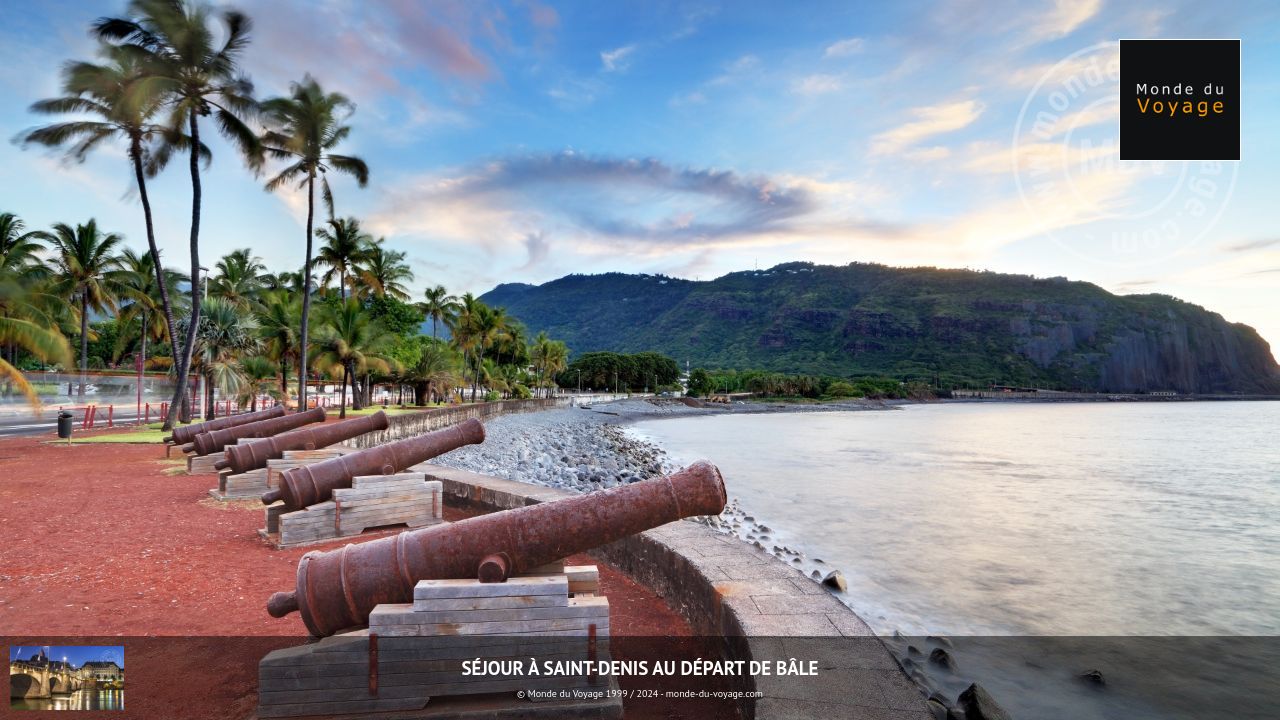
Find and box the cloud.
[1031,0,1103,41]
[791,74,842,96]
[824,37,864,58]
[600,45,636,72]
[870,99,985,155]
[1221,238,1280,253]
[519,231,551,270]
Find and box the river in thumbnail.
[630,402,1280,718]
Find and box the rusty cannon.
[184,406,327,456]
[261,418,486,510]
[214,410,391,473]
[164,405,286,445]
[267,460,726,636]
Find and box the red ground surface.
[1,427,729,719]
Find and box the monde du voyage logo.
[1120,39,1240,160]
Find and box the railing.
[347,397,572,449]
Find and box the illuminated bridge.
[9,658,94,700]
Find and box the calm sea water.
[631,402,1280,718]
[632,402,1280,637]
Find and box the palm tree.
[95,0,261,429]
[113,248,184,373]
[46,220,127,398]
[21,43,205,399]
[448,293,484,401]
[313,217,371,301]
[311,298,389,419]
[409,339,461,406]
[182,296,260,419]
[0,276,72,411]
[256,290,299,400]
[259,76,369,412]
[210,248,265,308]
[0,213,52,370]
[530,332,569,398]
[237,354,281,411]
[419,285,457,341]
[355,238,413,300]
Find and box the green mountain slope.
[481,262,1280,394]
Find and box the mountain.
[480,262,1280,394]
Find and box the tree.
[419,285,457,341]
[46,220,127,398]
[256,290,299,400]
[311,298,390,419]
[113,248,184,372]
[407,338,461,406]
[0,213,54,371]
[182,296,260,419]
[210,248,265,308]
[687,368,713,397]
[313,217,370,301]
[20,43,198,406]
[96,0,262,428]
[237,355,282,411]
[356,238,413,301]
[0,271,72,410]
[259,75,369,412]
[530,332,568,397]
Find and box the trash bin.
[57,411,74,439]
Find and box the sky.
[1,0,1278,353]
[10,645,124,668]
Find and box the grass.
[343,405,440,416]
[50,427,169,444]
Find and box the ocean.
[629,402,1280,718]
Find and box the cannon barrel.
[184,406,327,456]
[261,418,486,509]
[267,460,726,636]
[214,411,391,473]
[164,405,285,444]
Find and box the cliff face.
[481,262,1280,394]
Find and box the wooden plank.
[410,593,568,612]
[370,617,609,637]
[371,596,607,625]
[413,576,568,600]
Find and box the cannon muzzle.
[217,411,390,474]
[261,418,485,509]
[164,405,286,444]
[186,406,326,456]
[268,460,726,636]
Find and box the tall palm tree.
[311,298,389,419]
[313,217,371,301]
[0,213,50,278]
[182,296,260,419]
[236,354,281,411]
[448,293,483,401]
[113,248,184,372]
[46,220,127,398]
[355,238,413,301]
[419,285,457,341]
[0,213,52,370]
[20,43,203,401]
[210,248,265,308]
[259,75,369,411]
[0,276,72,411]
[256,290,299,400]
[409,339,461,406]
[95,0,261,429]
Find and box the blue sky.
[10,645,124,668]
[2,0,1279,352]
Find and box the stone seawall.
[415,462,930,720]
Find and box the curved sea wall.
[415,462,928,719]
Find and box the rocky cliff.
[481,262,1280,394]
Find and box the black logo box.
[1120,39,1240,161]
